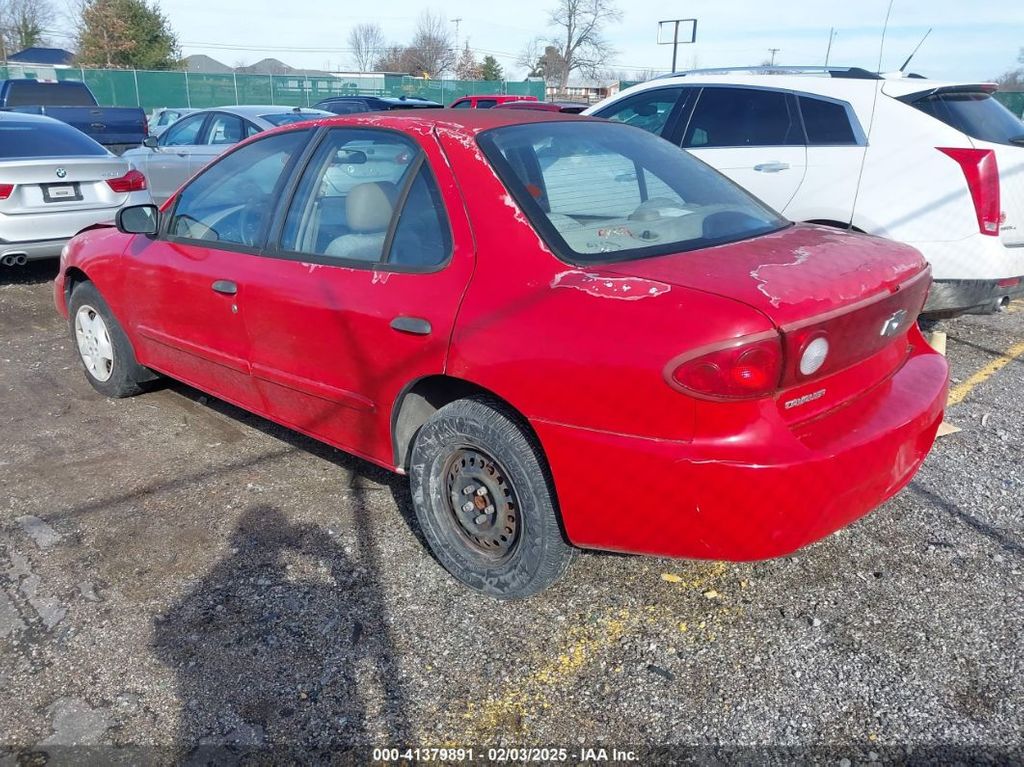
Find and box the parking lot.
[1,259,1022,757]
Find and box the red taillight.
[666,333,783,400]
[0,184,13,200]
[938,147,1000,236]
[106,169,147,193]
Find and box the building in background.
[6,48,76,68]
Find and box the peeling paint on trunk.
[551,270,671,300]
[750,247,812,308]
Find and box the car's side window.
[683,87,803,148]
[168,130,309,248]
[205,113,245,145]
[278,129,424,263]
[595,87,686,137]
[388,166,452,267]
[161,114,206,147]
[244,121,261,138]
[798,96,858,145]
[452,100,472,109]
[476,99,498,109]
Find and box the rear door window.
[278,129,426,263]
[683,87,803,148]
[909,91,1024,146]
[204,113,245,145]
[594,87,689,137]
[799,96,858,145]
[476,99,498,109]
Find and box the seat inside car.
[324,182,398,261]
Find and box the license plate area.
[42,183,82,203]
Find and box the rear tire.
[409,396,575,599]
[69,281,148,398]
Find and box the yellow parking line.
[452,563,735,741]
[947,339,1024,407]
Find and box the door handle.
[211,279,237,295]
[390,316,432,335]
[753,162,790,173]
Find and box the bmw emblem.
[55,168,67,179]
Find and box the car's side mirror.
[116,204,160,236]
[143,136,159,149]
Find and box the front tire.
[69,281,148,398]
[409,396,575,599]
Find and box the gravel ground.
[0,261,1022,761]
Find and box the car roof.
[298,108,599,133]
[192,105,333,120]
[620,70,988,101]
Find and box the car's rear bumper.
[922,277,1024,318]
[534,334,948,561]
[1,237,68,262]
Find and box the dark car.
[312,95,442,115]
[494,100,589,114]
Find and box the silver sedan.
[0,112,153,266]
[124,105,333,204]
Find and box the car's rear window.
[3,80,95,107]
[0,120,108,158]
[478,121,787,264]
[909,91,1024,146]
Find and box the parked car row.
[585,66,1024,318]
[54,108,949,598]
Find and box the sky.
[50,0,1024,82]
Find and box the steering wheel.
[237,204,264,247]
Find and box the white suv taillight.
[938,147,1001,236]
[0,184,13,200]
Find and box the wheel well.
[392,375,536,471]
[64,267,90,304]
[805,219,865,233]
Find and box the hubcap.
[444,447,520,560]
[74,305,115,382]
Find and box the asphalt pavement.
[1,260,1022,762]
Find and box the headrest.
[346,182,398,233]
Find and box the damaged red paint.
[551,269,671,300]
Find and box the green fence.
[0,64,544,109]
[995,91,1024,119]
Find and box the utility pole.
[768,48,781,66]
[824,28,838,66]
[450,17,462,51]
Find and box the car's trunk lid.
[0,156,132,214]
[602,223,931,390]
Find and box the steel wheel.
[444,446,521,561]
[74,304,115,383]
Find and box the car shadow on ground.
[153,501,411,759]
[0,260,59,286]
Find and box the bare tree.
[375,44,412,75]
[545,0,621,90]
[0,0,56,60]
[404,10,455,78]
[348,22,384,73]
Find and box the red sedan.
[54,111,949,598]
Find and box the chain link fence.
[994,91,1024,118]
[0,64,545,109]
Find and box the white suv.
[585,67,1024,317]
